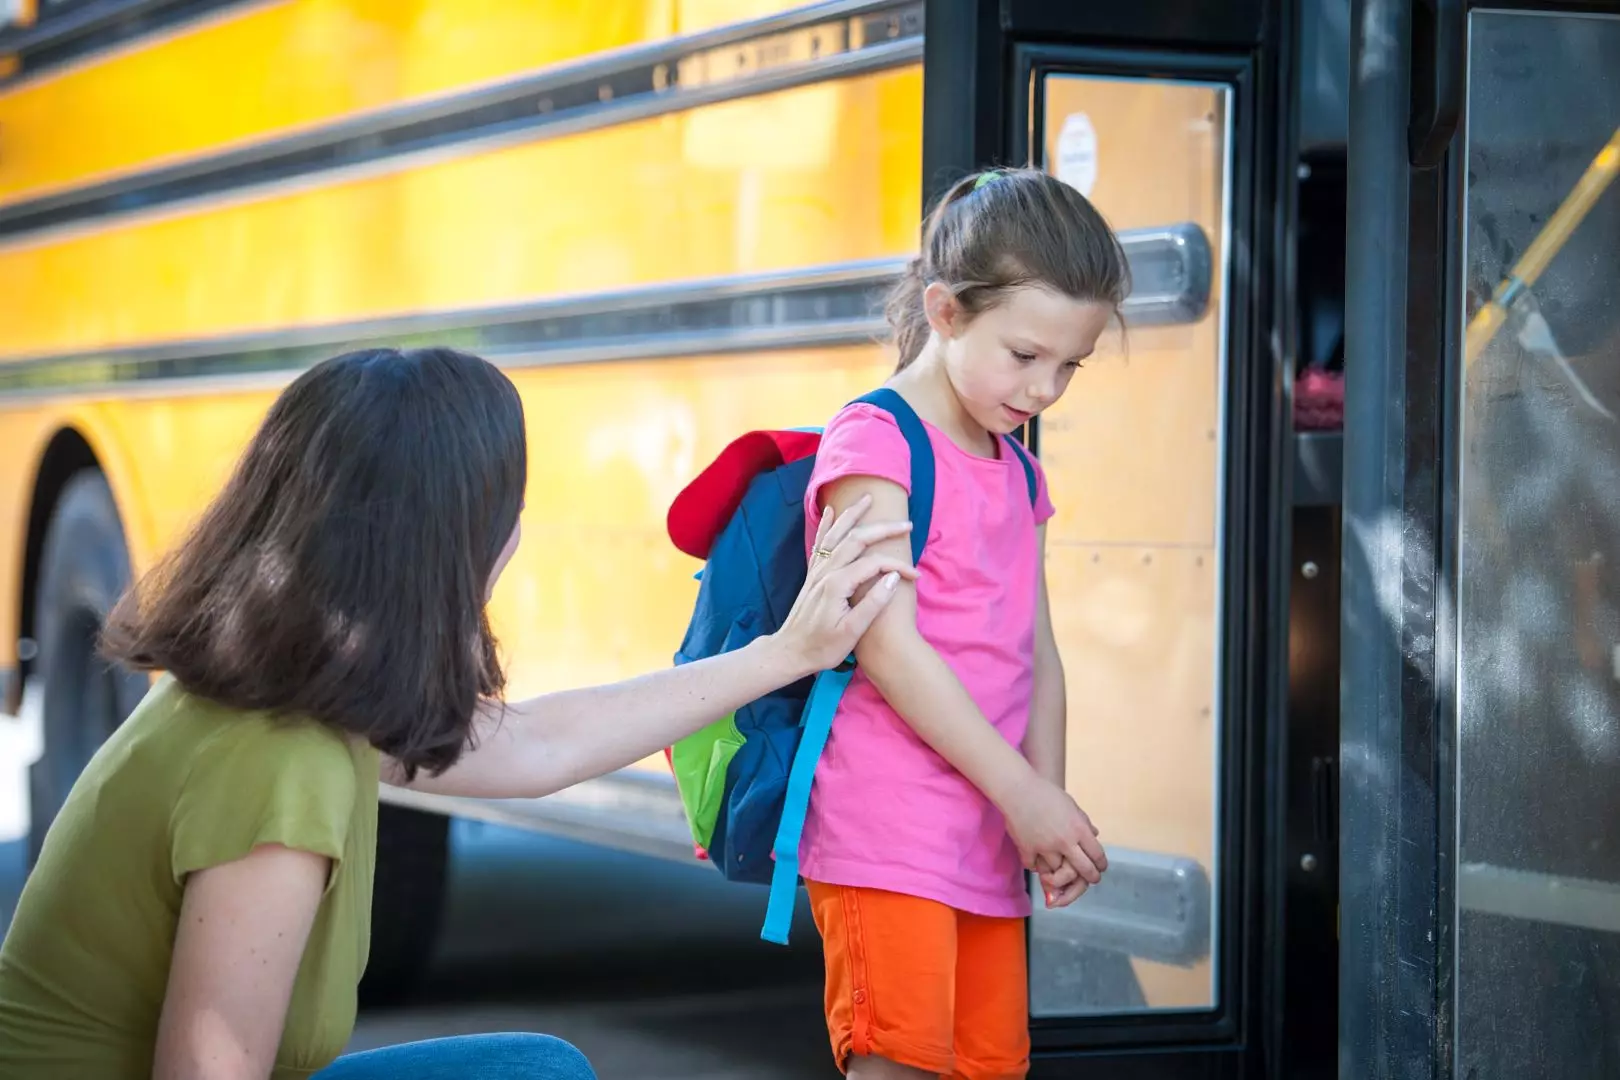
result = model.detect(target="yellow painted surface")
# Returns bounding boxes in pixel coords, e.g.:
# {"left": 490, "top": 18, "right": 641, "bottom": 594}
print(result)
{"left": 0, "top": 66, "right": 922, "bottom": 359}
{"left": 676, "top": 0, "right": 807, "bottom": 32}
{"left": 0, "top": 0, "right": 677, "bottom": 206}
{"left": 0, "top": 345, "right": 894, "bottom": 737}
{"left": 0, "top": 408, "right": 52, "bottom": 669}
{"left": 1036, "top": 76, "right": 1230, "bottom": 1008}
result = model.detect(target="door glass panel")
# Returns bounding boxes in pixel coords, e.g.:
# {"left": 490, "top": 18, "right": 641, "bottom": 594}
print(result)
{"left": 1457, "top": 12, "right": 1620, "bottom": 1079}
{"left": 1029, "top": 73, "right": 1231, "bottom": 1016}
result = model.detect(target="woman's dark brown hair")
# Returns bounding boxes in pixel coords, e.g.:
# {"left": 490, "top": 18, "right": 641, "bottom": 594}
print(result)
{"left": 102, "top": 347, "right": 527, "bottom": 779}
{"left": 886, "top": 167, "right": 1131, "bottom": 370}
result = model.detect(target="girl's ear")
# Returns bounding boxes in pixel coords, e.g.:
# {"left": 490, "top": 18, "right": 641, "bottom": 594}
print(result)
{"left": 922, "top": 282, "right": 961, "bottom": 339}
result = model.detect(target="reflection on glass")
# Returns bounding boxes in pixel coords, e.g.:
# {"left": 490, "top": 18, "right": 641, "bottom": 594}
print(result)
{"left": 1028, "top": 73, "right": 1230, "bottom": 1017}
{"left": 1458, "top": 11, "right": 1620, "bottom": 1079}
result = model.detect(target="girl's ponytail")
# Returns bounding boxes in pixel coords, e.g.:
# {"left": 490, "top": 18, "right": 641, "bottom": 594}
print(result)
{"left": 884, "top": 172, "right": 995, "bottom": 372}
{"left": 885, "top": 259, "right": 929, "bottom": 370}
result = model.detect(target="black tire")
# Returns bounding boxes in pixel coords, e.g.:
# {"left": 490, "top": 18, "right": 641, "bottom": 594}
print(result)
{"left": 28, "top": 471, "right": 148, "bottom": 866}
{"left": 359, "top": 803, "right": 450, "bottom": 1006}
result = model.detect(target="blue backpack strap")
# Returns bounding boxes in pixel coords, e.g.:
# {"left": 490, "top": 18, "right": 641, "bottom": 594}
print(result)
{"left": 761, "top": 664, "right": 853, "bottom": 944}
{"left": 759, "top": 388, "right": 937, "bottom": 945}
{"left": 852, "top": 387, "right": 935, "bottom": 568}
{"left": 1002, "top": 434, "right": 1039, "bottom": 508}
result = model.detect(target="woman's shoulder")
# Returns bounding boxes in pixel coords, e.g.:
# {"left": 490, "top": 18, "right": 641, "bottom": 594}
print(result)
{"left": 147, "top": 676, "right": 364, "bottom": 791}
{"left": 155, "top": 680, "right": 371, "bottom": 890}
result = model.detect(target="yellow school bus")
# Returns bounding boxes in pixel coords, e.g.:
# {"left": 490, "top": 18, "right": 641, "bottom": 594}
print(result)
{"left": 0, "top": 0, "right": 1227, "bottom": 1028}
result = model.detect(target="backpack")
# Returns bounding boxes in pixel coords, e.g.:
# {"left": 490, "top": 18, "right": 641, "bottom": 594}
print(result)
{"left": 662, "top": 388, "right": 1038, "bottom": 944}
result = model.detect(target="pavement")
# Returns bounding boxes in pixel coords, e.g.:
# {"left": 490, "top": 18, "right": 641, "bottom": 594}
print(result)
{"left": 363, "top": 820, "right": 837, "bottom": 1079}
{"left": 0, "top": 691, "right": 838, "bottom": 1079}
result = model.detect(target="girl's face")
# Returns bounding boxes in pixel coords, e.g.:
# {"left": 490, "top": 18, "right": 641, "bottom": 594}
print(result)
{"left": 925, "top": 283, "right": 1114, "bottom": 436}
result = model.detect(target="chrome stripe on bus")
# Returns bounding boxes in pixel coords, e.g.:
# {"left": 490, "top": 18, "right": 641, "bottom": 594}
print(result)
{"left": 0, "top": 225, "right": 1212, "bottom": 400}
{"left": 0, "top": 0, "right": 262, "bottom": 87}
{"left": 0, "top": 0, "right": 924, "bottom": 244}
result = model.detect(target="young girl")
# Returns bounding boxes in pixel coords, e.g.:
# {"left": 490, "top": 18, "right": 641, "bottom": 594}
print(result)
{"left": 0, "top": 346, "right": 916, "bottom": 1080}
{"left": 801, "top": 168, "right": 1130, "bottom": 1080}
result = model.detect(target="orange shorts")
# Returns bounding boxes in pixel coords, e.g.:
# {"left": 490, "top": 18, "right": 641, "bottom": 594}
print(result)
{"left": 806, "top": 881, "right": 1030, "bottom": 1080}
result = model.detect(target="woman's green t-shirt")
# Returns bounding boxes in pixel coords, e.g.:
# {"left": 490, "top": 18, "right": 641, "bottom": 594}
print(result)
{"left": 0, "top": 674, "right": 379, "bottom": 1079}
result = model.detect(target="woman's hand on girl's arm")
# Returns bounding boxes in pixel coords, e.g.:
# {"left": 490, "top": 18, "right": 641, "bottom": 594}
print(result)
{"left": 818, "top": 476, "right": 1107, "bottom": 891}
{"left": 385, "top": 496, "right": 918, "bottom": 798}
{"left": 154, "top": 844, "right": 328, "bottom": 1080}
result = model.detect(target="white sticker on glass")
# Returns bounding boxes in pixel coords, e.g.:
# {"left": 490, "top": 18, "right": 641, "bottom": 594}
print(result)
{"left": 1054, "top": 112, "right": 1099, "bottom": 196}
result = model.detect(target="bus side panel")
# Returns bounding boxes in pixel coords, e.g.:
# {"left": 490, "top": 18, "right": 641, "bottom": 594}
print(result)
{"left": 0, "top": 0, "right": 840, "bottom": 206}
{"left": 0, "top": 409, "right": 53, "bottom": 677}
{"left": 0, "top": 0, "right": 677, "bottom": 207}
{"left": 5, "top": 345, "right": 893, "bottom": 764}
{"left": 0, "top": 68, "right": 923, "bottom": 360}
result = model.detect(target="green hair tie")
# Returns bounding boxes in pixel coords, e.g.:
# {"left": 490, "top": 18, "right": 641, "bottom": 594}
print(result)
{"left": 973, "top": 170, "right": 1005, "bottom": 191}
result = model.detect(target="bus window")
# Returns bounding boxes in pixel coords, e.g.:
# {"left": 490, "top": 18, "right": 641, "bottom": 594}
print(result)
{"left": 1029, "top": 71, "right": 1231, "bottom": 1016}
{"left": 1456, "top": 10, "right": 1620, "bottom": 1079}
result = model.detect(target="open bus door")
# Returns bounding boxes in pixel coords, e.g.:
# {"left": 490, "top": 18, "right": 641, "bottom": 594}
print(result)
{"left": 922, "top": 2, "right": 1298, "bottom": 1076}
{"left": 1343, "top": 0, "right": 1620, "bottom": 1077}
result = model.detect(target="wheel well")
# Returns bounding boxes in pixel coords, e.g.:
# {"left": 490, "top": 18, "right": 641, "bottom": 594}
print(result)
{"left": 19, "top": 429, "right": 101, "bottom": 689}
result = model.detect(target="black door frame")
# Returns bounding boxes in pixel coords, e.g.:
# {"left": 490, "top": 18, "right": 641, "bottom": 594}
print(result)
{"left": 1341, "top": 2, "right": 1620, "bottom": 1078}
{"left": 920, "top": 2, "right": 1298, "bottom": 1075}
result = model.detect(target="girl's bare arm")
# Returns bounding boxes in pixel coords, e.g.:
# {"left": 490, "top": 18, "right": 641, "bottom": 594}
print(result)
{"left": 816, "top": 474, "right": 1105, "bottom": 884}
{"left": 154, "top": 845, "right": 328, "bottom": 1080}
{"left": 1023, "top": 525, "right": 1066, "bottom": 786}
{"left": 1022, "top": 523, "right": 1100, "bottom": 906}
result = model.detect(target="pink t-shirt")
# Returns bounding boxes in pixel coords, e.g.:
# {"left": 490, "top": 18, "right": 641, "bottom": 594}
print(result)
{"left": 800, "top": 401, "right": 1056, "bottom": 918}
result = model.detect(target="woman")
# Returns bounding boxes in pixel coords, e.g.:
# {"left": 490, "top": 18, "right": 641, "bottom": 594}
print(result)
{"left": 0, "top": 347, "right": 915, "bottom": 1080}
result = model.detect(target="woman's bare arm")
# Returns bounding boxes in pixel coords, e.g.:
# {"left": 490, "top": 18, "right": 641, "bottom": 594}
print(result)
{"left": 385, "top": 498, "right": 915, "bottom": 797}
{"left": 154, "top": 844, "right": 328, "bottom": 1080}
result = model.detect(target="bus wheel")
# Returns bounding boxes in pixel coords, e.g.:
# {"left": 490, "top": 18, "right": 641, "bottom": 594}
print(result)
{"left": 28, "top": 472, "right": 146, "bottom": 866}
{"left": 359, "top": 803, "right": 450, "bottom": 1006}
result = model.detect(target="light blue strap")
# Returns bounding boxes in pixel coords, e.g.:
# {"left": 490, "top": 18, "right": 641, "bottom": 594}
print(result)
{"left": 761, "top": 663, "right": 853, "bottom": 944}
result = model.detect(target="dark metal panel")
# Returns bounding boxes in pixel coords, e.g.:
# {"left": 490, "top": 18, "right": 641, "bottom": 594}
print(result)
{"left": 1003, "top": 0, "right": 1266, "bottom": 49}
{"left": 1294, "top": 433, "right": 1344, "bottom": 506}
{"left": 1283, "top": 503, "right": 1343, "bottom": 1080}
{"left": 1029, "top": 1044, "right": 1247, "bottom": 1080}
{"left": 920, "top": 0, "right": 1005, "bottom": 200}
{"left": 1340, "top": 0, "right": 1457, "bottom": 1075}
{"left": 1298, "top": 0, "right": 1351, "bottom": 152}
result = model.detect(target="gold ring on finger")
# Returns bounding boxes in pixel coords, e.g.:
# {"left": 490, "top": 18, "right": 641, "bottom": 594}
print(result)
{"left": 813, "top": 546, "right": 835, "bottom": 561}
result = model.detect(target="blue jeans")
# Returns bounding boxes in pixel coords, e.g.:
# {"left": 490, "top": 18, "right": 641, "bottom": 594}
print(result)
{"left": 314, "top": 1033, "right": 596, "bottom": 1079}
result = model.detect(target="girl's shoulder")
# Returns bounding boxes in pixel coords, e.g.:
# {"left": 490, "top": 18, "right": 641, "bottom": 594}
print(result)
{"left": 824, "top": 398, "right": 905, "bottom": 439}
{"left": 814, "top": 401, "right": 917, "bottom": 492}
